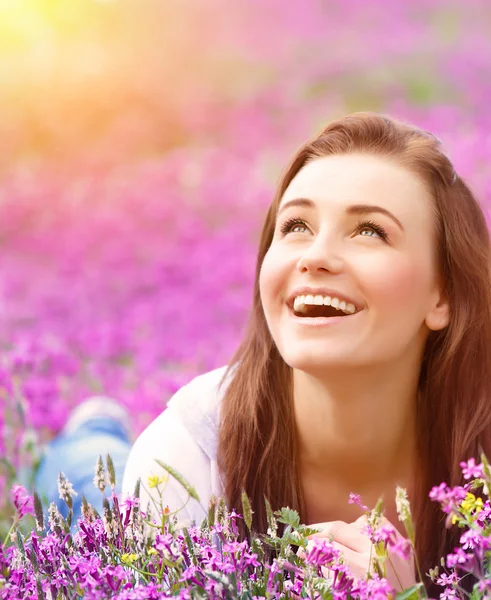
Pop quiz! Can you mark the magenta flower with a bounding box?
[348,492,368,512]
[351,574,394,599]
[10,484,34,519]
[305,538,340,567]
[446,548,475,571]
[436,571,459,587]
[460,458,484,480]
[429,483,467,514]
[440,589,460,599]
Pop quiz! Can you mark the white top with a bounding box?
[121,366,229,526]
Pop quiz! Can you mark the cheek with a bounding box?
[259,248,289,303]
[363,253,434,314]
[258,252,278,314]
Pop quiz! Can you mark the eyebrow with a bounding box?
[277,198,405,231]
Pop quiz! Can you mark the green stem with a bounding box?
[410,542,428,598]
[367,543,374,580]
[2,518,18,547]
[386,555,404,592]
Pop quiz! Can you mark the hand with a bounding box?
[302,516,417,593]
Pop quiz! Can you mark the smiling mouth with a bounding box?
[291,294,360,318]
[292,304,352,318]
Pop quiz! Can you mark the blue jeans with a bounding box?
[34,417,132,520]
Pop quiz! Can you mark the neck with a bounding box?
[294,358,419,494]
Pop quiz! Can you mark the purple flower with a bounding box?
[460,458,484,480]
[429,483,467,514]
[351,574,394,599]
[478,578,491,593]
[459,529,490,551]
[440,589,460,599]
[436,571,459,587]
[305,539,340,567]
[120,495,139,511]
[446,548,475,571]
[10,484,34,519]
[348,492,368,512]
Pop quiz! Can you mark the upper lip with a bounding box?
[287,286,364,312]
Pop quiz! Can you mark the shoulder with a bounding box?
[167,365,229,433]
[129,365,229,459]
[122,366,231,524]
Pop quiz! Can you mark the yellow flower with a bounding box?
[148,474,168,489]
[461,492,483,514]
[121,553,138,564]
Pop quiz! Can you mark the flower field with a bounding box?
[1,0,491,538]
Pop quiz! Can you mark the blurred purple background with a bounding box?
[1,0,490,519]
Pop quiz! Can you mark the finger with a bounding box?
[308,520,348,536]
[351,515,369,529]
[310,523,371,553]
[330,541,370,580]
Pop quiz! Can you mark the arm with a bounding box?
[121,404,211,528]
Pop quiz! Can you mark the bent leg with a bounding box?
[35,400,132,520]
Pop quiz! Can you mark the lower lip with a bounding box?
[288,307,362,327]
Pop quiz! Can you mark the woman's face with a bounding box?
[259,153,449,374]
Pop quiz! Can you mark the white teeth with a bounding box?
[293,297,306,312]
[292,294,358,315]
[345,303,356,314]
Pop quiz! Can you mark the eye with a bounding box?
[279,217,309,235]
[355,219,388,241]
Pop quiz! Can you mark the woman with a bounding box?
[122,112,491,595]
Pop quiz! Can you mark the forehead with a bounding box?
[280,153,435,227]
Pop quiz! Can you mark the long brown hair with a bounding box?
[217,112,491,594]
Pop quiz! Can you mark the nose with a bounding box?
[296,235,344,274]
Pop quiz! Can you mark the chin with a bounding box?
[281,350,355,375]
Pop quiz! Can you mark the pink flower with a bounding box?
[460,458,484,480]
[120,496,139,511]
[348,492,368,512]
[10,484,34,519]
[478,578,491,593]
[429,483,467,514]
[440,589,460,599]
[388,536,413,561]
[305,539,340,567]
[436,571,459,586]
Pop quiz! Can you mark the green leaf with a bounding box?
[264,497,277,536]
[481,453,491,482]
[395,583,425,600]
[133,477,141,499]
[216,497,227,524]
[106,453,117,488]
[16,532,26,559]
[297,525,322,537]
[207,495,217,528]
[311,577,334,599]
[281,531,305,546]
[33,491,44,530]
[154,459,200,502]
[241,490,253,532]
[276,507,300,529]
